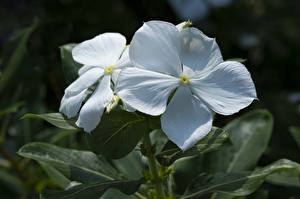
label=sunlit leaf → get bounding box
[21,113,77,130]
[183,159,300,198]
[207,109,273,173]
[18,142,119,183]
[157,127,229,166]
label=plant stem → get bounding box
[143,132,166,199]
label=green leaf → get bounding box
[100,189,135,199]
[112,150,144,180]
[0,19,38,92]
[21,113,77,130]
[18,142,120,184]
[266,169,300,187]
[183,159,300,198]
[38,161,71,189]
[60,43,82,84]
[0,102,24,118]
[86,109,146,159]
[42,179,143,199]
[226,58,247,63]
[289,126,300,148]
[156,127,229,166]
[206,109,273,173]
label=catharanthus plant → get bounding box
[59,33,129,132]
[19,19,300,199]
[116,21,257,150]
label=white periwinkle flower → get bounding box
[60,33,129,132]
[116,21,257,150]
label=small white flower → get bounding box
[60,33,129,132]
[116,21,257,150]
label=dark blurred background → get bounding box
[0,0,300,198]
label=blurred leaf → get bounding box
[289,126,300,148]
[22,113,77,130]
[226,58,247,63]
[87,109,146,159]
[60,43,82,84]
[0,168,24,194]
[207,109,273,173]
[18,142,120,184]
[183,159,300,198]
[41,179,143,199]
[0,102,24,118]
[0,19,38,92]
[39,161,71,189]
[157,127,229,166]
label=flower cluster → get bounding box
[60,20,257,150]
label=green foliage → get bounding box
[86,109,147,159]
[17,142,119,183]
[22,113,77,130]
[206,109,273,172]
[60,44,82,84]
[171,109,273,194]
[183,159,300,198]
[0,19,38,92]
[41,179,143,199]
[157,127,229,166]
[290,126,300,148]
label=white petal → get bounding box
[76,75,114,133]
[111,69,121,84]
[116,45,130,68]
[59,89,88,118]
[72,33,126,66]
[190,61,257,115]
[78,65,100,76]
[65,68,103,95]
[129,21,182,76]
[161,86,213,150]
[180,27,223,76]
[116,67,179,116]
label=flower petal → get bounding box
[161,86,213,150]
[116,67,179,116]
[190,61,257,115]
[59,89,88,118]
[76,75,113,133]
[65,68,103,95]
[116,45,130,68]
[72,33,126,66]
[180,27,223,76]
[129,21,182,76]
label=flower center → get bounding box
[179,75,190,85]
[104,65,114,74]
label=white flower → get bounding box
[116,21,257,150]
[60,33,129,132]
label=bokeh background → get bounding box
[0,0,300,198]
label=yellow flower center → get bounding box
[104,65,114,74]
[179,75,190,85]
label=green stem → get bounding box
[143,132,166,199]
